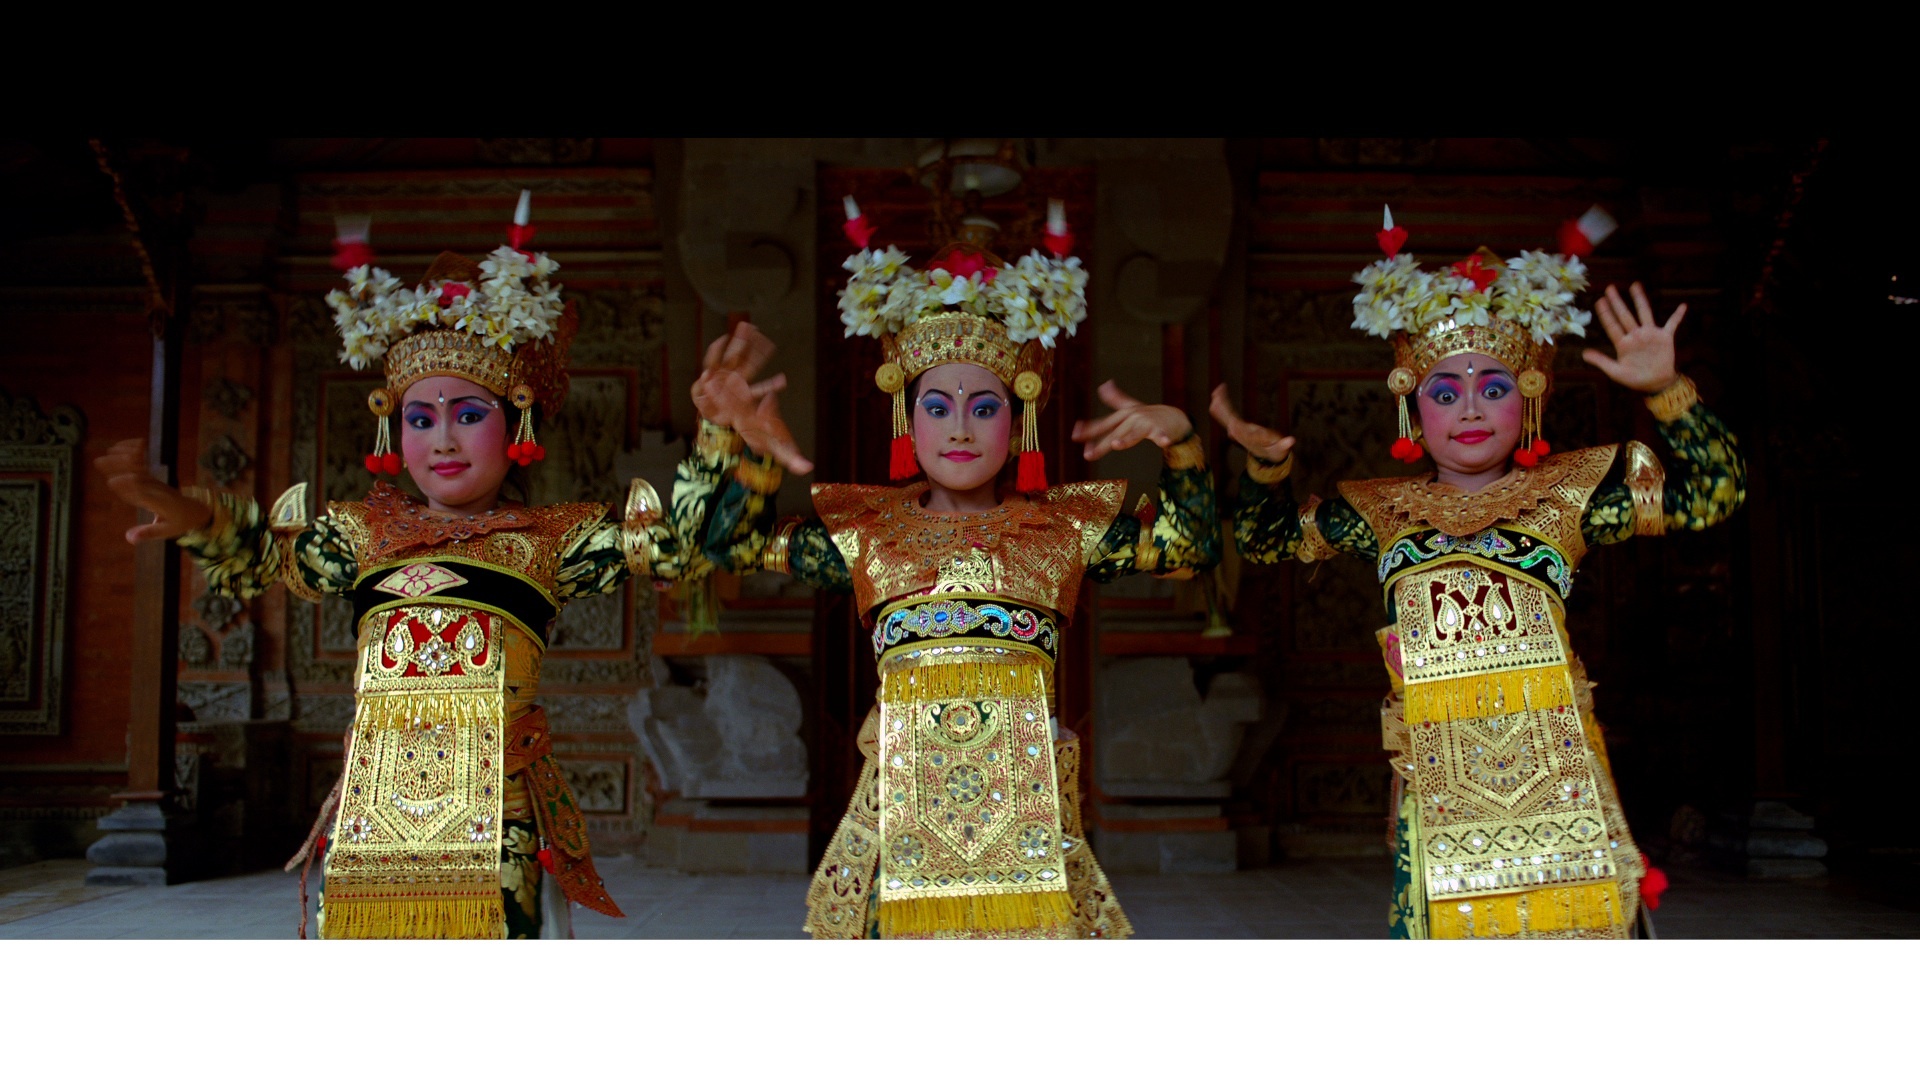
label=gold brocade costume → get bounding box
[1344,447,1640,938]
[181,475,685,938]
[689,424,1221,939]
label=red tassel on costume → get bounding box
[507,223,536,253]
[1514,447,1539,468]
[1557,219,1594,257]
[537,847,556,875]
[364,453,382,475]
[1044,230,1074,257]
[889,434,917,481]
[1642,861,1669,911]
[1016,450,1048,494]
[844,216,876,248]
[1377,225,1408,258]
[330,240,375,272]
[1531,439,1552,459]
[381,452,401,475]
[1391,437,1423,463]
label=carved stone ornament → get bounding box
[205,378,255,420]
[221,621,255,671]
[179,625,215,669]
[199,434,251,487]
[193,590,244,632]
[0,388,82,735]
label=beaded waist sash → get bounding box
[872,595,1059,666]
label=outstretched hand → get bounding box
[1208,385,1295,463]
[1582,282,1685,393]
[1071,381,1192,461]
[95,438,211,544]
[690,322,813,476]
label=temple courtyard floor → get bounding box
[4,855,1919,939]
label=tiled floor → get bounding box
[2,854,1916,939]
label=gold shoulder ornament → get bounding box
[1622,441,1667,537]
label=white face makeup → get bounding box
[1412,353,1526,477]
[398,374,513,513]
[911,363,1014,496]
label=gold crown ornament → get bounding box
[837,197,1086,492]
[326,191,574,476]
[1352,204,1613,468]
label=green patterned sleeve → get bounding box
[1086,435,1222,584]
[1583,399,1748,547]
[178,491,357,600]
[685,421,852,593]
[1233,459,1377,565]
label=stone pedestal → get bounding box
[630,654,810,872]
[1710,800,1828,879]
[1091,658,1260,873]
[85,801,179,886]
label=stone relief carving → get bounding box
[0,392,79,736]
[1096,658,1261,795]
[221,622,255,671]
[557,761,627,813]
[629,655,808,799]
[192,591,243,633]
[189,297,273,346]
[204,377,254,420]
[199,434,252,486]
[178,680,250,723]
[179,625,215,669]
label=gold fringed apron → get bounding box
[323,603,510,939]
[1392,562,1629,939]
[872,598,1076,938]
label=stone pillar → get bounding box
[630,654,810,872]
[1711,800,1828,879]
[1091,657,1260,872]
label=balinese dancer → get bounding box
[1210,208,1745,938]
[96,199,689,939]
[681,205,1219,938]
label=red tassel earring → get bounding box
[1513,370,1550,467]
[364,388,401,476]
[1013,371,1047,494]
[507,385,546,466]
[877,359,917,482]
[1387,367,1423,463]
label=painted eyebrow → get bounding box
[967,390,1006,401]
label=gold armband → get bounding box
[697,419,745,459]
[178,486,230,547]
[1645,375,1699,423]
[1622,441,1667,538]
[268,483,309,534]
[620,478,664,577]
[734,455,784,496]
[1296,495,1339,563]
[1161,432,1206,471]
[1246,453,1293,485]
[762,517,803,575]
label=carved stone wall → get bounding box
[0,389,83,736]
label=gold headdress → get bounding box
[837,200,1086,492]
[325,193,574,475]
[1353,205,1610,466]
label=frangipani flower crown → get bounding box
[323,196,575,475]
[834,205,1089,492]
[1352,205,1611,466]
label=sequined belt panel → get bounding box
[874,646,1074,935]
[1390,561,1574,724]
[872,596,1059,665]
[1410,703,1621,909]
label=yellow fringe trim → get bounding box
[1402,665,1575,724]
[320,894,505,940]
[881,656,1047,707]
[1428,882,1624,939]
[877,889,1076,938]
[354,691,506,729]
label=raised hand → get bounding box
[1582,282,1686,392]
[689,322,813,475]
[1208,385,1295,463]
[95,438,212,544]
[1071,381,1193,461]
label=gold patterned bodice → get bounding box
[813,480,1125,624]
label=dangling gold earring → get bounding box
[1514,370,1551,467]
[365,388,400,476]
[1388,367,1422,462]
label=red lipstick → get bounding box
[1452,430,1493,445]
[941,451,980,462]
[431,462,470,476]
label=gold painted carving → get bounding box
[1623,440,1667,537]
[1339,445,1615,563]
